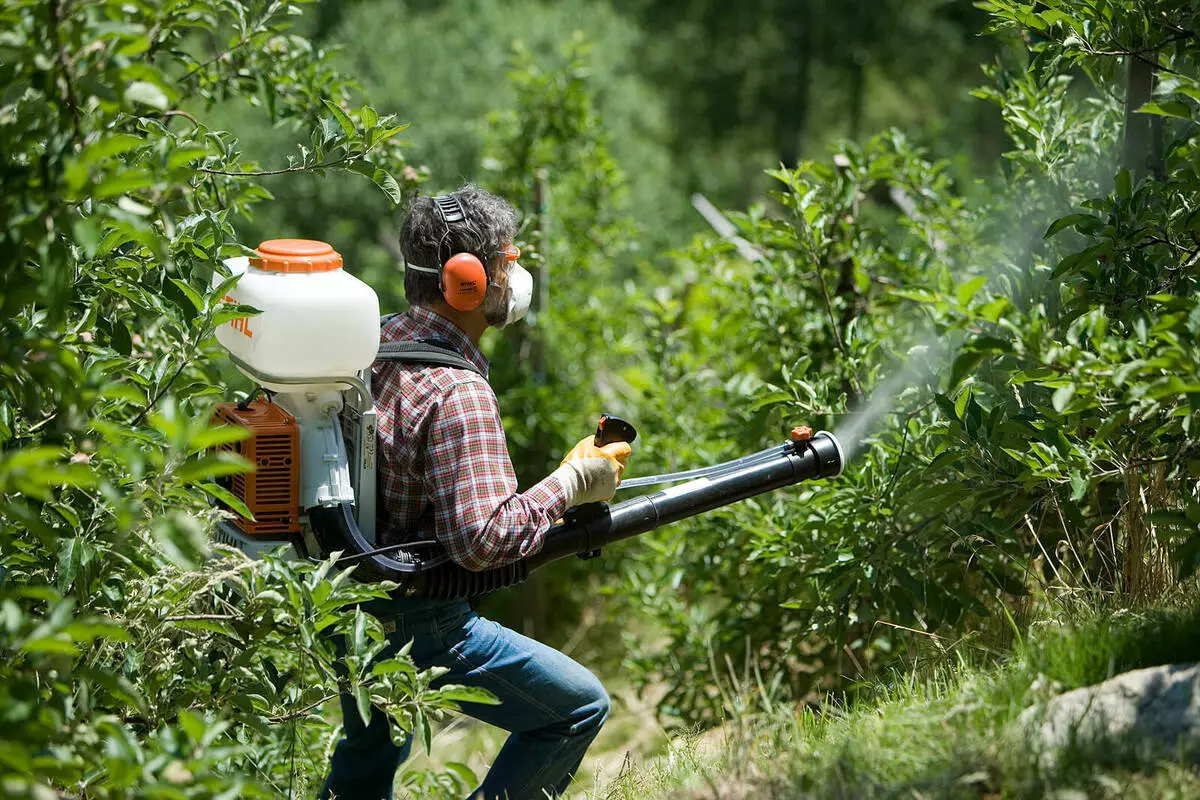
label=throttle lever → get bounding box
[593,413,638,447]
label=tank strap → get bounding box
[375,340,483,376]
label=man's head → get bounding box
[400,184,523,328]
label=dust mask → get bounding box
[498,263,533,328]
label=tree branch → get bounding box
[160,110,200,128]
[197,154,356,178]
[268,694,340,724]
[47,0,82,142]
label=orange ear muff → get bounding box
[442,252,488,311]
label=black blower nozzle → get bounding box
[395,431,844,599]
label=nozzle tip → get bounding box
[814,431,846,478]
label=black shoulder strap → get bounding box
[376,340,483,376]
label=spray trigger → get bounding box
[790,426,814,442]
[594,414,638,447]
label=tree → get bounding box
[618,0,1200,723]
[0,1,481,795]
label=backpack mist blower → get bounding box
[209,239,845,599]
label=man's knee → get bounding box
[572,676,610,736]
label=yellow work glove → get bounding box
[548,435,633,507]
[560,435,631,479]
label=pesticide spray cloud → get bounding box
[832,365,924,464]
[694,151,1089,471]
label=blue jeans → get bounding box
[319,597,609,800]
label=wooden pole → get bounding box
[528,168,549,380]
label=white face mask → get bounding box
[497,262,533,328]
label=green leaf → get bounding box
[173,452,251,484]
[1069,471,1088,502]
[211,303,262,326]
[953,387,972,421]
[1052,384,1075,413]
[188,424,251,453]
[1044,213,1096,238]
[77,134,144,167]
[352,609,368,654]
[92,170,155,199]
[322,99,356,138]
[444,762,476,788]
[436,685,500,706]
[167,147,209,170]
[1137,100,1191,119]
[125,81,169,110]
[354,685,372,728]
[415,707,432,754]
[169,278,204,313]
[375,124,410,142]
[979,297,1010,323]
[1114,168,1132,199]
[372,659,417,677]
[178,709,206,743]
[955,276,987,306]
[751,390,794,411]
[199,482,255,521]
[57,538,80,592]
[372,169,403,206]
[21,637,79,656]
[950,351,986,389]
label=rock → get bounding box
[1023,662,1200,765]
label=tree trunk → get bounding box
[848,57,866,141]
[1121,55,1158,179]
[776,1,811,168]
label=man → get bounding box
[321,184,631,800]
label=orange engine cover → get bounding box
[212,400,300,538]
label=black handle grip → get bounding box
[594,414,638,447]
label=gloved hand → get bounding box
[549,435,632,507]
[560,435,631,479]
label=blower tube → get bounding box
[316,430,842,599]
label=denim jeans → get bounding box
[319,596,610,800]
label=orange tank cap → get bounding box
[251,239,344,273]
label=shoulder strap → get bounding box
[376,340,483,376]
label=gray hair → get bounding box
[400,184,520,307]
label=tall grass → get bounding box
[584,605,1200,799]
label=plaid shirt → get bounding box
[373,306,569,571]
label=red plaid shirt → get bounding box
[374,306,568,571]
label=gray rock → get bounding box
[1022,662,1200,765]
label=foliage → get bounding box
[0,0,477,795]
[605,0,1200,725]
[221,0,684,302]
[7,0,1200,792]
[612,0,999,172]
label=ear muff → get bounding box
[441,252,488,311]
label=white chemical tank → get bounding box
[215,239,380,393]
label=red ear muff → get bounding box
[441,252,488,311]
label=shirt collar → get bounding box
[400,305,489,376]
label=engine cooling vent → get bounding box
[212,400,300,537]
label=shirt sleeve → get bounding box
[421,376,570,571]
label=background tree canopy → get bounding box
[4,0,1200,796]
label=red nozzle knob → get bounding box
[790,426,814,442]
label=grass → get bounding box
[577,605,1200,799]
